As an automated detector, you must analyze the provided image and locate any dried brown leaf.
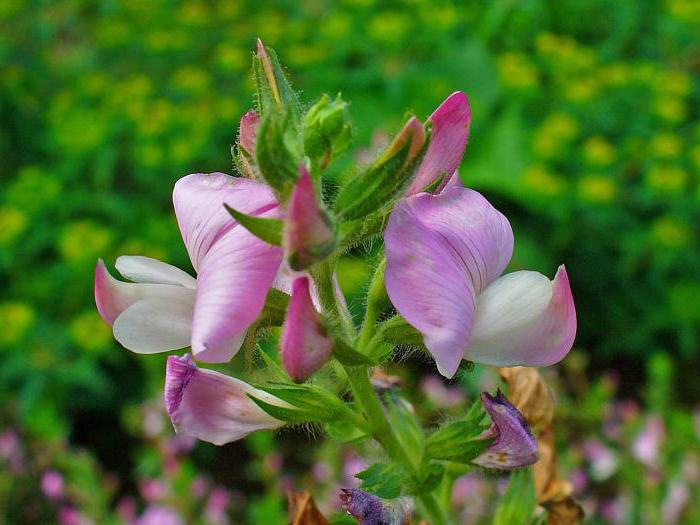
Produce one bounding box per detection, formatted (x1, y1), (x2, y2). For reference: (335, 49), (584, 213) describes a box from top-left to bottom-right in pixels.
(499, 367), (554, 431)
(287, 491), (330, 525)
(542, 496), (585, 525)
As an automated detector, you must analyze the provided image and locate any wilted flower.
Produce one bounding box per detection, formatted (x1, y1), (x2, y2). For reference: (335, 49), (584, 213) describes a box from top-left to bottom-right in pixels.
(339, 488), (410, 525)
(473, 391), (538, 470)
(164, 354), (287, 445)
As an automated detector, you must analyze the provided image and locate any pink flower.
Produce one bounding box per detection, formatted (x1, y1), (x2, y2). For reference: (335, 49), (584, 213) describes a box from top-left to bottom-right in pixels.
(632, 415), (665, 468)
(95, 173), (282, 363)
(385, 182), (576, 377)
(164, 354), (287, 445)
(41, 470), (64, 500)
(136, 505), (184, 525)
(280, 276), (333, 382)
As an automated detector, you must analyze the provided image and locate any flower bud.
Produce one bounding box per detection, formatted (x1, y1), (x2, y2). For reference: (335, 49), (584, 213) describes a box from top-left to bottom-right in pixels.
(280, 277), (333, 383)
(304, 94), (351, 167)
(473, 390), (538, 470)
(253, 39), (301, 118)
(238, 110), (259, 156)
(283, 166), (335, 270)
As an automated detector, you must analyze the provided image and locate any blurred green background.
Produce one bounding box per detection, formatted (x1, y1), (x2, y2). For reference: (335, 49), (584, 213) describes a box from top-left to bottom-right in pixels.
(2, 0), (700, 523)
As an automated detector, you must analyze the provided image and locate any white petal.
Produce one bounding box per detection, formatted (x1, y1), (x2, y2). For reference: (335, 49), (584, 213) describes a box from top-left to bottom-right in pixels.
(466, 268), (576, 367)
(113, 292), (195, 354)
(115, 255), (196, 288)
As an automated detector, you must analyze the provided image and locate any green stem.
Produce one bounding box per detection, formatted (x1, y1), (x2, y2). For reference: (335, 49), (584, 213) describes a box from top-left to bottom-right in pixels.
(344, 366), (452, 525)
(357, 258), (387, 353)
(312, 257), (356, 340)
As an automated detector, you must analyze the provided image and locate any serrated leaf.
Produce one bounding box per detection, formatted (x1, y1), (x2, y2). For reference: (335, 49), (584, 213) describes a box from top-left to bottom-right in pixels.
(356, 462), (405, 499)
(425, 402), (491, 463)
(224, 204), (282, 246)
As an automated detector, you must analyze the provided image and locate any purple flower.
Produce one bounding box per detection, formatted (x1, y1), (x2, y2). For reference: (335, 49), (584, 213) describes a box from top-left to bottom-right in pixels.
(280, 276), (333, 382)
(473, 391), (538, 470)
(385, 180), (576, 378)
(632, 415), (664, 468)
(136, 505), (184, 525)
(164, 354), (286, 445)
(339, 488), (390, 524)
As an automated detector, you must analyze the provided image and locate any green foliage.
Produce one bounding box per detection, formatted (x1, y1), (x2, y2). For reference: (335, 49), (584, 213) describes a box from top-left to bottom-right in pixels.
(493, 469), (537, 525)
(356, 462), (406, 499)
(224, 204), (283, 246)
(425, 401), (491, 463)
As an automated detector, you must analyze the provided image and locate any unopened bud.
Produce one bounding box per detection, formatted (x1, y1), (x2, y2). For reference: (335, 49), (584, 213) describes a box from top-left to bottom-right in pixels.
(283, 166), (335, 270)
(281, 277), (333, 383)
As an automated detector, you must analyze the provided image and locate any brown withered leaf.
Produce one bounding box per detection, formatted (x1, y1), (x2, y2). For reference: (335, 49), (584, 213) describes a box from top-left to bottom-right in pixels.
(287, 491), (330, 525)
(498, 367), (554, 431)
(541, 496), (585, 525)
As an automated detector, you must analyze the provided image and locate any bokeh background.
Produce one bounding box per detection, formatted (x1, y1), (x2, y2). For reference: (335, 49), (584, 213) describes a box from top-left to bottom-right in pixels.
(2, 0), (700, 523)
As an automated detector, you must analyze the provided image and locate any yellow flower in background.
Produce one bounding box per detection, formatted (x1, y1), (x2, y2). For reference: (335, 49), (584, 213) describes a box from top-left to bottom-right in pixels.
(70, 311), (112, 353)
(599, 64), (632, 86)
(583, 136), (616, 166)
(646, 166), (687, 193)
(650, 133), (683, 159)
(320, 14), (351, 41)
(368, 12), (410, 44)
(668, 0), (700, 23)
(533, 113), (579, 158)
(0, 302), (35, 346)
(58, 221), (112, 263)
(214, 44), (247, 72)
(6, 166), (61, 213)
(497, 52), (539, 90)
(578, 175), (617, 203)
(288, 45), (328, 68)
(564, 78), (599, 103)
(657, 70), (692, 97)
(523, 166), (566, 197)
(0, 207), (28, 246)
(172, 66), (211, 96)
(654, 97), (687, 123)
(651, 216), (691, 248)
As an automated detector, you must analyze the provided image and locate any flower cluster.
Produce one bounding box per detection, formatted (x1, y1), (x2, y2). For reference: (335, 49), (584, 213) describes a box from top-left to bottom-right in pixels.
(94, 41), (577, 523)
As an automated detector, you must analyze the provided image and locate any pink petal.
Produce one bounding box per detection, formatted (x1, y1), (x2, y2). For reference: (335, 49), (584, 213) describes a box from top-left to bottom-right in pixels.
(94, 259), (193, 326)
(406, 92), (471, 195)
(164, 355), (284, 445)
(191, 204), (283, 362)
(384, 188), (513, 378)
(280, 277), (333, 382)
(238, 110), (259, 155)
(467, 266), (577, 366)
(283, 166), (335, 270)
(172, 173), (278, 272)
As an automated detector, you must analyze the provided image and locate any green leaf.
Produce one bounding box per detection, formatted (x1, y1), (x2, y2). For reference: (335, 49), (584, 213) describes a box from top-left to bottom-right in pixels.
(356, 462), (405, 499)
(407, 462), (445, 495)
(425, 401), (491, 463)
(224, 204), (283, 246)
(384, 393), (424, 465)
(332, 338), (376, 366)
(247, 395), (314, 424)
(325, 419), (369, 443)
(379, 316), (424, 346)
(254, 382), (347, 422)
(493, 469), (537, 525)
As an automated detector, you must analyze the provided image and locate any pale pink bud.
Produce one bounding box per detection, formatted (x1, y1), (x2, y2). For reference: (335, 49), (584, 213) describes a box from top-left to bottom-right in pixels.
(238, 110), (259, 155)
(283, 166), (335, 270)
(41, 470), (64, 500)
(280, 277), (333, 382)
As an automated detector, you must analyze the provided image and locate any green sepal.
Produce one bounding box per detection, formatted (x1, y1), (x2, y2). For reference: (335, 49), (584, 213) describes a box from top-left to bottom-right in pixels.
(224, 204), (283, 246)
(304, 93), (352, 170)
(355, 462), (406, 499)
(379, 316), (424, 347)
(252, 41), (302, 120)
(256, 107), (302, 201)
(247, 395), (315, 424)
(334, 124), (430, 221)
(384, 393), (424, 466)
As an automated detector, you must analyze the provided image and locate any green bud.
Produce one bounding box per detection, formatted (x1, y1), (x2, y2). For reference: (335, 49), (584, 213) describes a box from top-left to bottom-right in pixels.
(304, 93), (352, 169)
(252, 39), (302, 121)
(255, 107), (303, 201)
(334, 116), (429, 221)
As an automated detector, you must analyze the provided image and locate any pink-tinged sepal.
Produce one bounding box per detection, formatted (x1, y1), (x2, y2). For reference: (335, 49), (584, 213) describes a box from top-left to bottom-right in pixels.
(280, 277), (333, 383)
(473, 391), (538, 470)
(164, 354), (285, 445)
(238, 110), (259, 156)
(406, 91), (471, 195)
(283, 166), (335, 271)
(466, 265), (577, 367)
